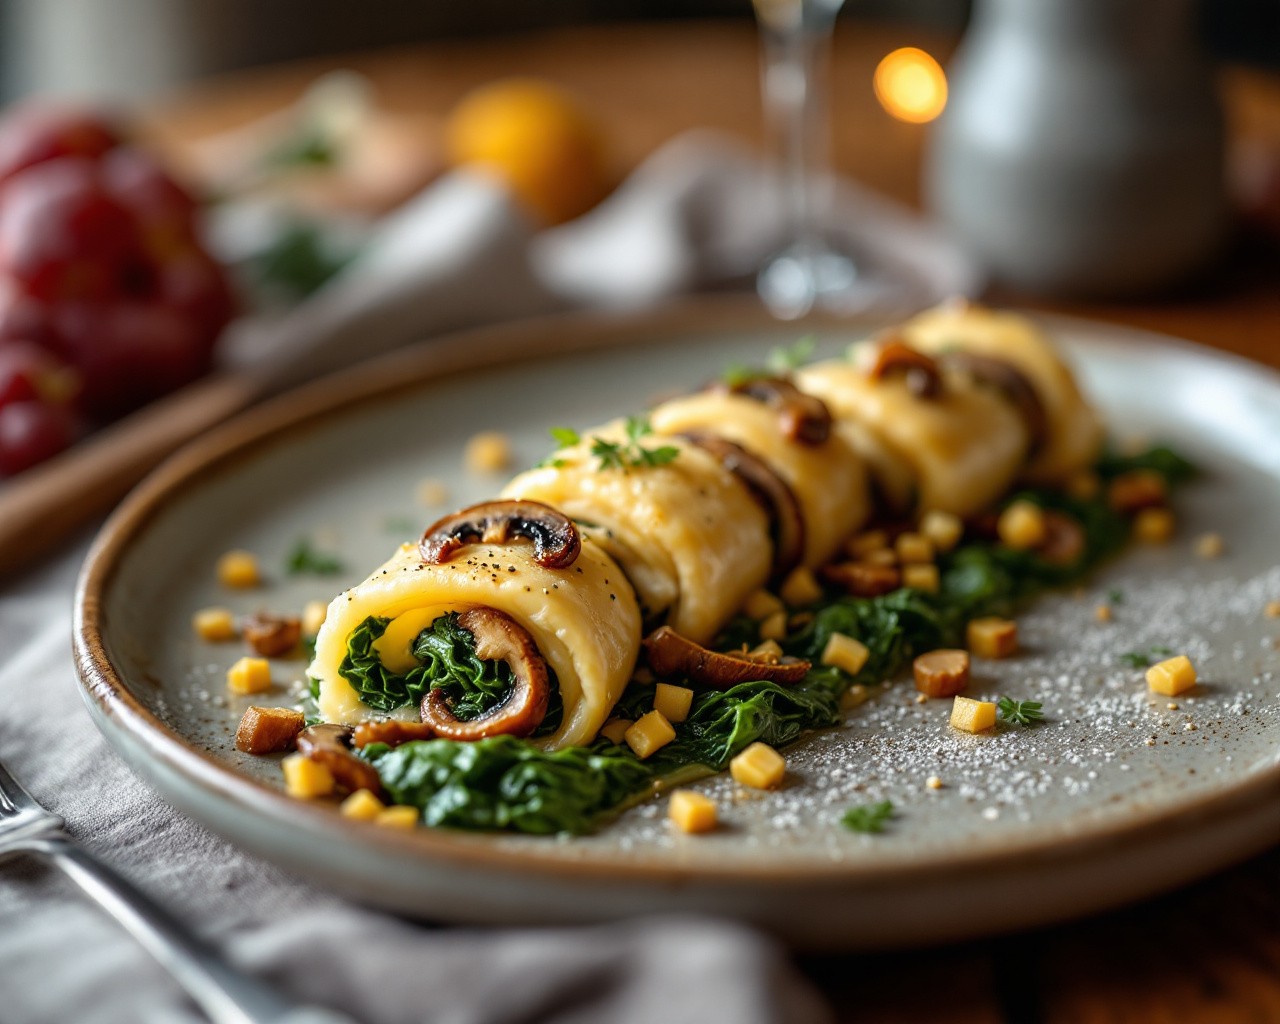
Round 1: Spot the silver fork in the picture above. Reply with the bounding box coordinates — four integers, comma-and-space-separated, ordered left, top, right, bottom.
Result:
0, 756, 353, 1024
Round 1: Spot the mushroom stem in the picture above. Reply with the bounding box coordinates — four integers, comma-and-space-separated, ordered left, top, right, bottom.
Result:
643, 626, 810, 688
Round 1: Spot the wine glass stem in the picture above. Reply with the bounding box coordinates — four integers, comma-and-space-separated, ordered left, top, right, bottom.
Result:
759, 4, 841, 256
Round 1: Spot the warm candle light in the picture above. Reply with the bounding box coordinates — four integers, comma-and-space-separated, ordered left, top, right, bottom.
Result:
873, 47, 947, 124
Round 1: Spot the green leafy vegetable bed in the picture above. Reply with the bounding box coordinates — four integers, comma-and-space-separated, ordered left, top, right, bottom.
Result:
346, 446, 1193, 836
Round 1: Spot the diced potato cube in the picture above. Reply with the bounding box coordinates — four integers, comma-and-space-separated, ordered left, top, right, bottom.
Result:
749, 639, 784, 661
1133, 507, 1175, 544
1194, 533, 1224, 559
758, 610, 788, 641
340, 789, 386, 821
654, 683, 694, 724
966, 617, 1018, 659
375, 805, 420, 830
235, 705, 304, 754
950, 696, 997, 734
217, 550, 260, 589
730, 742, 786, 790
743, 589, 785, 620
464, 431, 512, 474
282, 752, 335, 798
846, 529, 889, 558
821, 632, 870, 676
227, 656, 272, 695
902, 563, 940, 593
192, 607, 237, 642
1146, 655, 1197, 696
780, 566, 823, 606
895, 532, 935, 564
599, 718, 632, 744
919, 510, 963, 552
1267, 601, 1280, 619
625, 710, 676, 759
997, 500, 1046, 550
668, 790, 718, 834
302, 599, 328, 637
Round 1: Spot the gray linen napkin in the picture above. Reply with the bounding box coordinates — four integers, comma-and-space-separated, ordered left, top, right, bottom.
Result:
0, 543, 832, 1024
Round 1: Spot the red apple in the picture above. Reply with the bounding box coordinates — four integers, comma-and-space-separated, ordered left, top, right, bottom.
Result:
0, 107, 119, 187
0, 399, 76, 475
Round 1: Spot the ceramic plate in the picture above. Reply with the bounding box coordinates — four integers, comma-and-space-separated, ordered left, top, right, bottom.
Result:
74, 301, 1280, 949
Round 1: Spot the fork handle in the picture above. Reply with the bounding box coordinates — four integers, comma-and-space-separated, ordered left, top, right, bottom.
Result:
22, 834, 353, 1024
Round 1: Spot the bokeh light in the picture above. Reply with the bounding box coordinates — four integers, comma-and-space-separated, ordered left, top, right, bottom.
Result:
873, 47, 947, 125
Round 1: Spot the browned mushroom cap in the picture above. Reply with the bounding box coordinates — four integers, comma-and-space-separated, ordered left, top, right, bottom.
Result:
680, 430, 805, 581
419, 607, 551, 741
715, 376, 832, 446
938, 351, 1047, 449
1036, 511, 1086, 567
643, 626, 810, 688
420, 499, 581, 569
352, 720, 436, 749
296, 724, 385, 798
867, 339, 943, 398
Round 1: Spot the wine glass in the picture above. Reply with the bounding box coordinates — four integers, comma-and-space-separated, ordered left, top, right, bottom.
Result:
752, 0, 893, 319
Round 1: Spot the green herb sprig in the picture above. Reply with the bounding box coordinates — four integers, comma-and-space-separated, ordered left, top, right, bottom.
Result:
539, 419, 678, 472
285, 538, 344, 576
767, 336, 816, 374
841, 799, 895, 834
997, 696, 1045, 726
1117, 646, 1174, 669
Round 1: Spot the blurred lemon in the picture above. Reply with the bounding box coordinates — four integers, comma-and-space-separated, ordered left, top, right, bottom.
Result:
445, 78, 610, 225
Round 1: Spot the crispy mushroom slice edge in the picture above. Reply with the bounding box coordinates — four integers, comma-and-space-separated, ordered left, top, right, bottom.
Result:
296, 723, 385, 798
419, 607, 552, 741
420, 499, 581, 569
867, 339, 944, 398
715, 376, 833, 446
643, 625, 811, 688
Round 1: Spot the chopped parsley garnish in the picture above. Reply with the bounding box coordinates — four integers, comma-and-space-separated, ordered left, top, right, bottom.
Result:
1118, 646, 1174, 669
285, 538, 344, 576
589, 416, 679, 471
1107, 588, 1125, 605
841, 799, 895, 834
997, 696, 1045, 726
549, 426, 581, 448
767, 336, 816, 374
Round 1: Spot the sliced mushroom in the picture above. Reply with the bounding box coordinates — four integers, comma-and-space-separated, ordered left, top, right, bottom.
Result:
296, 724, 385, 797
352, 720, 436, 749
420, 499, 580, 569
643, 625, 810, 688
868, 339, 943, 398
1037, 511, 1086, 567
242, 612, 302, 658
938, 351, 1047, 448
419, 607, 551, 741
715, 376, 832, 446
680, 430, 805, 581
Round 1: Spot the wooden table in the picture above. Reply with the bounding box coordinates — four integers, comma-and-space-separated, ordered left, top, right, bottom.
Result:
145, 20, 1280, 1023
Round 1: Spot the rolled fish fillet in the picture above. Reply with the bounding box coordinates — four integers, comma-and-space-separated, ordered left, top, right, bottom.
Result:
899, 303, 1103, 484
308, 537, 641, 751
648, 390, 870, 567
504, 423, 771, 643
797, 359, 1029, 518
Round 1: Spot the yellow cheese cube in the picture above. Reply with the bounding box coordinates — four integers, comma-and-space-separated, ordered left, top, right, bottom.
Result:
730, 742, 786, 790
821, 632, 870, 676
1134, 507, 1175, 544
919, 510, 963, 553
340, 788, 386, 821
192, 607, 237, 642
217, 550, 260, 589
282, 753, 335, 798
625, 710, 676, 759
599, 718, 632, 744
464, 431, 512, 474
902, 563, 940, 593
743, 589, 785, 620
950, 696, 997, 734
997, 500, 1046, 551
846, 529, 889, 558
227, 656, 272, 695
375, 805, 420, 830
780, 566, 823, 606
966, 617, 1018, 659
1266, 601, 1280, 619
758, 610, 788, 641
653, 683, 694, 724
668, 790, 718, 833
895, 532, 935, 564
1194, 533, 1224, 559
1146, 655, 1197, 696
302, 599, 328, 637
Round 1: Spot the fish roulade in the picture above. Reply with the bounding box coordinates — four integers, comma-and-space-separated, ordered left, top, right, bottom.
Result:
307, 502, 641, 751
